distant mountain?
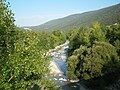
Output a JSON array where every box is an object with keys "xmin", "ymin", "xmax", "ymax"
[{"xmin": 28, "ymin": 3, "xmax": 120, "ymax": 31}]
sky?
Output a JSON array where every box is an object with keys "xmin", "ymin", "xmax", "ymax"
[{"xmin": 8, "ymin": 0, "xmax": 120, "ymax": 26}]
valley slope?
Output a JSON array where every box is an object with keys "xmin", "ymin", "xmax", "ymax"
[{"xmin": 28, "ymin": 3, "xmax": 120, "ymax": 31}]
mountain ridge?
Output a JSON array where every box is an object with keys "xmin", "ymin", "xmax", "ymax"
[{"xmin": 26, "ymin": 3, "xmax": 120, "ymax": 31}]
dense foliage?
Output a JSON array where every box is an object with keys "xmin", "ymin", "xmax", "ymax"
[
  {"xmin": 0, "ymin": 29, "xmax": 66, "ymax": 90},
  {"xmin": 67, "ymin": 22, "xmax": 120, "ymax": 89},
  {"xmin": 0, "ymin": 1, "xmax": 66, "ymax": 89},
  {"xmin": 1, "ymin": 0, "xmax": 119, "ymax": 90}
]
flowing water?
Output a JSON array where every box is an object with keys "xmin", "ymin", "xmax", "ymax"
[{"xmin": 48, "ymin": 40, "xmax": 86, "ymax": 90}]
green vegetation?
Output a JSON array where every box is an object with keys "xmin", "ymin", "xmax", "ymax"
[
  {"xmin": 29, "ymin": 3, "xmax": 120, "ymax": 31},
  {"xmin": 67, "ymin": 22, "xmax": 120, "ymax": 89},
  {"xmin": 0, "ymin": 1, "xmax": 66, "ymax": 89},
  {"xmin": 0, "ymin": 0, "xmax": 120, "ymax": 90}
]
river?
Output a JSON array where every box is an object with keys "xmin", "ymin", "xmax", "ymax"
[{"xmin": 48, "ymin": 40, "xmax": 87, "ymax": 90}]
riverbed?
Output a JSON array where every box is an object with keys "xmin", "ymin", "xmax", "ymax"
[{"xmin": 48, "ymin": 40, "xmax": 87, "ymax": 90}]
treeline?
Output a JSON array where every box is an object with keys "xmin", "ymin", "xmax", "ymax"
[
  {"xmin": 0, "ymin": 1, "xmax": 66, "ymax": 89},
  {"xmin": 67, "ymin": 22, "xmax": 120, "ymax": 89}
]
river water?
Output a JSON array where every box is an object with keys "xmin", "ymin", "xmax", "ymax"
[{"xmin": 48, "ymin": 40, "xmax": 86, "ymax": 90}]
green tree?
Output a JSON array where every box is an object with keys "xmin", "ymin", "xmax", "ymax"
[
  {"xmin": 105, "ymin": 23, "xmax": 120, "ymax": 55},
  {"xmin": 90, "ymin": 22, "xmax": 106, "ymax": 44},
  {"xmin": 0, "ymin": 0, "xmax": 15, "ymax": 58},
  {"xmin": 68, "ymin": 27, "xmax": 90, "ymax": 56},
  {"xmin": 67, "ymin": 22, "xmax": 120, "ymax": 81},
  {"xmin": 0, "ymin": 1, "xmax": 59, "ymax": 89},
  {"xmin": 67, "ymin": 42, "xmax": 119, "ymax": 80},
  {"xmin": 67, "ymin": 55, "xmax": 79, "ymax": 80}
]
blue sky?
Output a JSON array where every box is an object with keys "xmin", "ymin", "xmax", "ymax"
[{"xmin": 8, "ymin": 0, "xmax": 120, "ymax": 26}]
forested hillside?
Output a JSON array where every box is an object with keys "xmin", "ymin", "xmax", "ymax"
[
  {"xmin": 29, "ymin": 3, "xmax": 120, "ymax": 31},
  {"xmin": 67, "ymin": 22, "xmax": 120, "ymax": 90}
]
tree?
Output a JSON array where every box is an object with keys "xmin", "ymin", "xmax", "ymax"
[
  {"xmin": 105, "ymin": 24, "xmax": 120, "ymax": 56},
  {"xmin": 0, "ymin": 0, "xmax": 16, "ymax": 89},
  {"xmin": 0, "ymin": 1, "xmax": 59, "ymax": 89},
  {"xmin": 0, "ymin": 0, "xmax": 15, "ymax": 55},
  {"xmin": 67, "ymin": 22, "xmax": 120, "ymax": 81},
  {"xmin": 67, "ymin": 42, "xmax": 119, "ymax": 80},
  {"xmin": 90, "ymin": 22, "xmax": 106, "ymax": 44}
]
